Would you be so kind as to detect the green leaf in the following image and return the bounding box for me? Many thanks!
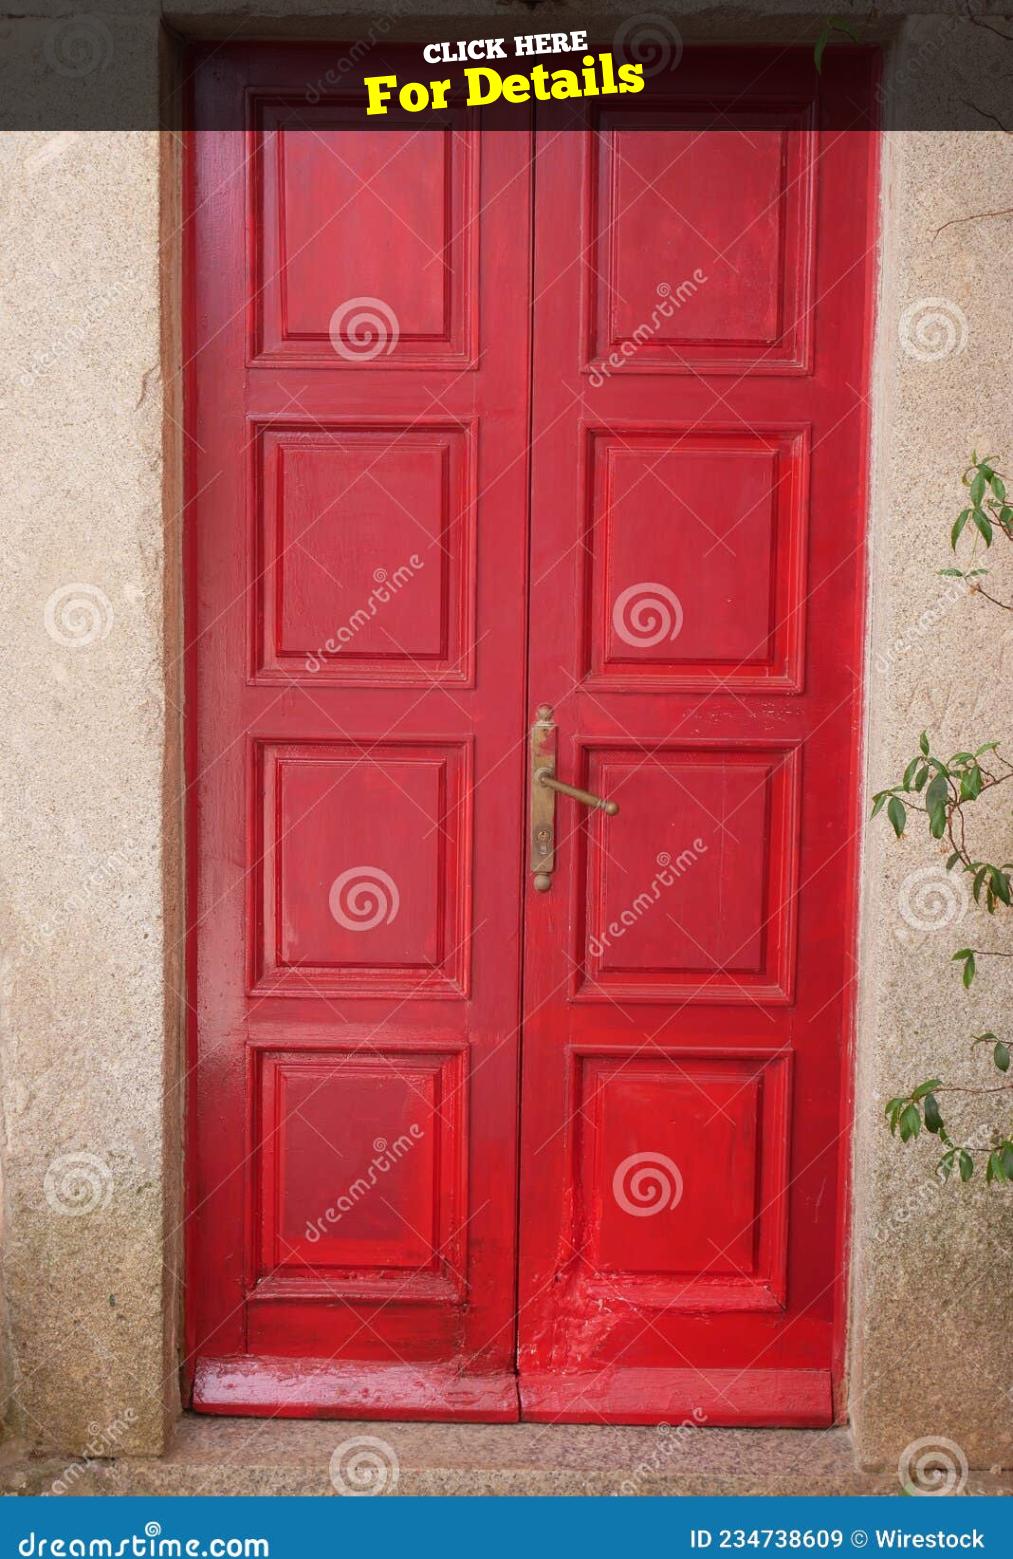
[973,509,994,545]
[991,869,1011,907]
[911,1078,943,1101]
[963,952,976,988]
[871,793,888,818]
[995,1041,1010,1073]
[923,1094,943,1134]
[946,852,961,870]
[919,730,930,757]
[990,473,1006,501]
[899,1103,921,1142]
[970,471,986,505]
[887,796,906,837]
[951,509,971,549]
[958,1149,974,1182]
[902,757,920,790]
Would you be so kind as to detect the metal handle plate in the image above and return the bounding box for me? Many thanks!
[530,705,618,891]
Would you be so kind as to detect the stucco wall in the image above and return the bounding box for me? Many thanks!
[0,5,1009,1470]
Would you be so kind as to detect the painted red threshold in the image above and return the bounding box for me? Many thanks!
[519,1368,834,1427]
[193,1356,520,1421]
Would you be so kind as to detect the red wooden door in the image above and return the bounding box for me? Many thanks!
[187,46,877,1425]
[187,48,531,1418]
[517,55,877,1425]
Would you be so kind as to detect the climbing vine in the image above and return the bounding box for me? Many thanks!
[873,456,1013,1183]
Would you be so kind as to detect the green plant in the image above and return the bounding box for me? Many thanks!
[874,456,1013,1183]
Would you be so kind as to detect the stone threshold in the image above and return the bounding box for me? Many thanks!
[7,1416,1010,1497]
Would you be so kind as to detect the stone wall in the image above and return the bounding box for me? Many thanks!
[0,4,1009,1469]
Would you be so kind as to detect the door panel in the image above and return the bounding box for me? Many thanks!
[187,48,531,1419]
[516,54,877,1424]
[188,45,876,1425]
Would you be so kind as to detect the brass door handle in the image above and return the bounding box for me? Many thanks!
[535,769,619,815]
[530,705,618,892]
